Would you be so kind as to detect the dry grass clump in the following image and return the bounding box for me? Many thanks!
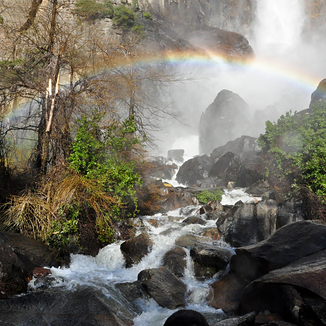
[1,166,119,242]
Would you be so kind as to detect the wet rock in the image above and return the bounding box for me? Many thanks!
[0,232,57,268]
[0,287,136,326]
[199,200,223,215]
[190,243,233,271]
[160,189,197,212]
[164,309,209,326]
[115,281,150,314]
[246,180,271,196]
[214,312,256,326]
[241,284,313,325]
[216,199,278,247]
[199,90,252,155]
[254,311,284,325]
[120,233,152,268]
[175,234,199,248]
[246,248,326,302]
[210,136,260,161]
[277,198,306,229]
[0,232,58,298]
[234,155,263,188]
[203,228,221,241]
[310,78,326,108]
[138,267,187,309]
[238,220,326,267]
[176,155,214,186]
[209,152,242,186]
[182,216,206,225]
[167,149,184,162]
[209,220,326,314]
[190,242,233,279]
[162,247,187,277]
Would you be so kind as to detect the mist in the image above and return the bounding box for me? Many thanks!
[154,0,326,158]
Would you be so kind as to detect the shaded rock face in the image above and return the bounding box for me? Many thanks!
[216,199,278,247]
[199,90,252,155]
[176,155,213,186]
[0,287,137,326]
[120,233,153,268]
[190,242,233,279]
[162,247,187,277]
[0,232,57,298]
[210,135,260,161]
[138,0,256,36]
[209,221,326,316]
[309,78,326,108]
[138,267,187,309]
[186,27,254,60]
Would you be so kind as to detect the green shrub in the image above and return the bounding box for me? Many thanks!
[131,23,144,37]
[195,189,223,204]
[112,5,136,29]
[258,101,326,203]
[74,0,113,20]
[143,12,152,20]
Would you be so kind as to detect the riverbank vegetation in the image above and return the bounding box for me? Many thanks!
[0,0,177,255]
[258,102,326,216]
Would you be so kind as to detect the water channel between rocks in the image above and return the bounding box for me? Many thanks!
[29,188,260,326]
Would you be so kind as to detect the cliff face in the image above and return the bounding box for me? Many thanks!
[138,0,256,36]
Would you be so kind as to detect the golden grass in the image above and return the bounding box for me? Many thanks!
[1,168,119,241]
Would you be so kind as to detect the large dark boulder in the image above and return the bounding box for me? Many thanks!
[0,232,57,298]
[176,155,214,186]
[209,221,326,313]
[120,233,153,268]
[216,199,278,247]
[160,188,197,212]
[199,90,252,155]
[162,247,187,277]
[211,136,260,161]
[209,152,242,186]
[138,267,187,309]
[190,242,233,279]
[277,199,306,228]
[0,287,137,326]
[163,309,209,326]
[310,78,326,108]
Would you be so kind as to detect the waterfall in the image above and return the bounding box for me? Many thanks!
[253,0,305,54]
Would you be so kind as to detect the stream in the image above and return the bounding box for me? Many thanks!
[29,187,260,325]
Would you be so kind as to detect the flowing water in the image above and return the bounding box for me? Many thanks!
[29,188,259,325]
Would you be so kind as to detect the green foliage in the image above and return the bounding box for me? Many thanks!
[112,5,136,29]
[0,16,3,24]
[74,0,113,21]
[131,23,144,37]
[131,0,139,11]
[67,112,143,242]
[258,101,326,202]
[194,189,223,204]
[46,206,80,251]
[143,12,152,20]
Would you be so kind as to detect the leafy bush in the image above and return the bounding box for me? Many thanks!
[112,5,136,29]
[143,12,152,20]
[1,113,144,249]
[194,189,223,204]
[131,23,144,37]
[74,0,113,20]
[258,101,326,203]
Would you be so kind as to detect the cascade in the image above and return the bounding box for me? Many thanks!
[253,0,305,54]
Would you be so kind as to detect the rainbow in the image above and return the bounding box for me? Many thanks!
[90,48,324,97]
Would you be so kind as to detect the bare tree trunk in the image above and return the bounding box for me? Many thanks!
[19,0,43,32]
